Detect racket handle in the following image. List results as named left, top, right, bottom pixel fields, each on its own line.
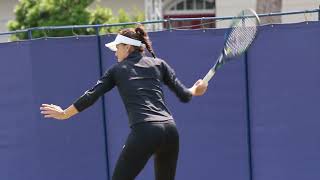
left=203, top=54, right=223, bottom=83
left=203, top=68, right=216, bottom=83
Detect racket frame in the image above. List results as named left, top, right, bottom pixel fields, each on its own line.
left=203, top=9, right=260, bottom=84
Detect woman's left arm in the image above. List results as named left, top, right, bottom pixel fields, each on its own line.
left=40, top=104, right=78, bottom=120
left=40, top=66, right=116, bottom=120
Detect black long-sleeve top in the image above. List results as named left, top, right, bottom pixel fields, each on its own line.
left=73, top=51, right=192, bottom=126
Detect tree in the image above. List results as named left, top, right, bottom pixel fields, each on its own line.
left=88, top=7, right=144, bottom=35
left=256, top=0, right=282, bottom=24
left=7, top=0, right=144, bottom=40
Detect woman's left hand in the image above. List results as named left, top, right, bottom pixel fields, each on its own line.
left=40, top=104, right=68, bottom=120
left=189, top=79, right=208, bottom=96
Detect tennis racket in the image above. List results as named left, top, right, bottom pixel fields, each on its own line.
left=203, top=9, right=260, bottom=83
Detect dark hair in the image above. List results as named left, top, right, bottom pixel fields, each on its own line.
left=119, top=24, right=156, bottom=58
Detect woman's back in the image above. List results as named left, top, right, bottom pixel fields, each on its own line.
left=113, top=51, right=191, bottom=126
left=114, top=52, right=172, bottom=125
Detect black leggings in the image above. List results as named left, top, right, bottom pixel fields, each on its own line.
left=112, top=121, right=179, bottom=180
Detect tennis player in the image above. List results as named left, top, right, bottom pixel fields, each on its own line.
left=40, top=24, right=208, bottom=180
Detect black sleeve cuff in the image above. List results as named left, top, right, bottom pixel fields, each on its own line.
left=72, top=93, right=93, bottom=112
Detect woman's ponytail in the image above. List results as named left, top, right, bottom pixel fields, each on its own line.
left=119, top=24, right=157, bottom=58
left=135, top=25, right=156, bottom=58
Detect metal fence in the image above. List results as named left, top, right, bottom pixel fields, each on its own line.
left=0, top=8, right=319, bottom=40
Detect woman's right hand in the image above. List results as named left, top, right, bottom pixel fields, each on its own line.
left=40, top=104, right=69, bottom=120
left=189, top=79, right=208, bottom=96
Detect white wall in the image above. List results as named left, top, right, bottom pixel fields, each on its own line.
left=282, top=0, right=319, bottom=23
left=216, top=0, right=257, bottom=28
left=216, top=0, right=319, bottom=28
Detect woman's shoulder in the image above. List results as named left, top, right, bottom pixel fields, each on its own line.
left=141, top=55, right=166, bottom=65
left=103, top=63, right=119, bottom=75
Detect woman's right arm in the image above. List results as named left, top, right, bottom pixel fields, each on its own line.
left=162, top=60, right=207, bottom=102
left=188, top=79, right=208, bottom=96
left=162, top=60, right=192, bottom=102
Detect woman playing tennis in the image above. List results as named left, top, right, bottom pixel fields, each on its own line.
left=40, top=24, right=208, bottom=180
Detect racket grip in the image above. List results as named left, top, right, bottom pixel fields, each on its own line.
left=203, top=68, right=216, bottom=83
left=203, top=54, right=223, bottom=83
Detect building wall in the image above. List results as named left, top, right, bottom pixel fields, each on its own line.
left=216, top=0, right=319, bottom=28
left=216, top=0, right=257, bottom=28
left=0, top=0, right=18, bottom=42
left=282, top=0, right=319, bottom=23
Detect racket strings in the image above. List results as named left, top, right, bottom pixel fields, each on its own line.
left=225, top=17, right=257, bottom=56
left=227, top=26, right=256, bottom=53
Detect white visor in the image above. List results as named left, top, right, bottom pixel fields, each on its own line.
left=105, top=34, right=142, bottom=51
